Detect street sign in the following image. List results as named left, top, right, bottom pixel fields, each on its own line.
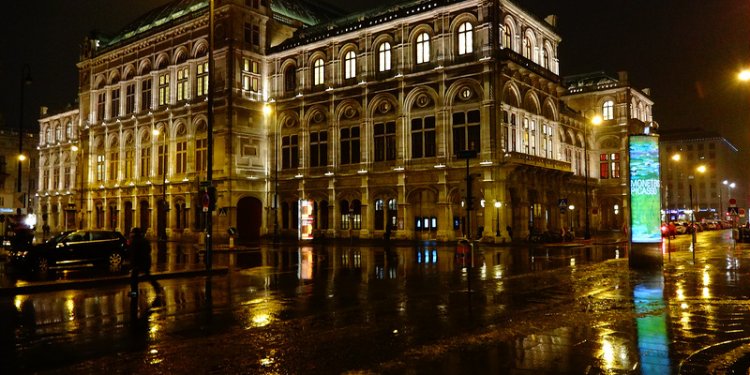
left=741, top=208, right=746, bottom=218
left=730, top=198, right=737, bottom=207
left=729, top=206, right=740, bottom=215
left=558, top=198, right=568, bottom=208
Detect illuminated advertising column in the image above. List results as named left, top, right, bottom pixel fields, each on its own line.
left=629, top=135, right=662, bottom=243
left=629, top=135, right=663, bottom=268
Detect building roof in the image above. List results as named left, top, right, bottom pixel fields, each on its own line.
left=659, top=127, right=739, bottom=151
left=96, top=0, right=342, bottom=53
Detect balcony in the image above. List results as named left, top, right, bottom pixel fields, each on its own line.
left=502, top=152, right=572, bottom=173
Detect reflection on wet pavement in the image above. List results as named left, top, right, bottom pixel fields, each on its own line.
left=4, top=231, right=750, bottom=373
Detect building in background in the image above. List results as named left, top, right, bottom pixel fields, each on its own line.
left=561, top=71, right=658, bottom=234
left=659, top=128, right=744, bottom=222
left=33, top=0, right=659, bottom=242
left=36, top=107, right=81, bottom=232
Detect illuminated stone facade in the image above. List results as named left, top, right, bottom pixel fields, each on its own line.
left=37, top=0, right=657, bottom=242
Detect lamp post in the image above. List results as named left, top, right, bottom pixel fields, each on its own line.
left=666, top=153, right=681, bottom=214
left=722, top=180, right=735, bottom=219
left=205, top=0, right=215, bottom=272
left=263, top=102, right=278, bottom=244
left=568, top=204, right=575, bottom=233
left=18, top=65, right=32, bottom=204
left=583, top=115, right=602, bottom=240
left=494, top=201, right=501, bottom=236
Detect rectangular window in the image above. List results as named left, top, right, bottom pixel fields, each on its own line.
left=411, top=116, right=436, bottom=159
left=340, top=126, right=360, bottom=165
left=43, top=170, right=49, bottom=190
left=244, top=23, right=260, bottom=47
left=281, top=135, right=299, bottom=170
left=97, top=92, right=106, bottom=121
left=96, top=154, right=105, bottom=182
left=158, top=73, right=170, bottom=106
left=374, top=121, right=396, bottom=162
left=140, top=147, right=151, bottom=178
left=309, top=131, right=328, bottom=167
left=176, top=67, right=189, bottom=101
left=157, top=143, right=167, bottom=176
left=452, top=110, right=480, bottom=155
left=197, top=62, right=209, bottom=97
left=241, top=58, right=260, bottom=92
left=176, top=141, right=187, bottom=174
left=141, top=78, right=152, bottom=112
left=196, top=138, right=207, bottom=173
left=125, top=84, right=135, bottom=114
left=110, top=88, right=120, bottom=118
left=64, top=166, right=71, bottom=189
left=124, top=149, right=134, bottom=180
left=53, top=168, right=60, bottom=190
left=108, top=150, right=119, bottom=181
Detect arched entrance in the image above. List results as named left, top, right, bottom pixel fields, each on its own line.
left=139, top=200, right=150, bottom=232
left=124, top=201, right=133, bottom=235
left=237, top=197, right=262, bottom=243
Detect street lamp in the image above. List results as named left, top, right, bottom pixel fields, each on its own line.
left=568, top=204, right=575, bottom=234
left=739, top=69, right=750, bottom=82
left=583, top=114, right=602, bottom=239
left=494, top=201, right=501, bottom=236
left=264, top=102, right=278, bottom=244
left=18, top=64, right=32, bottom=202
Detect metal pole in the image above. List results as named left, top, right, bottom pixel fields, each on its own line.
left=690, top=183, right=695, bottom=263
left=205, top=0, right=214, bottom=272
left=273, top=118, right=279, bottom=244
left=583, top=122, right=590, bottom=239
left=18, top=65, right=31, bottom=197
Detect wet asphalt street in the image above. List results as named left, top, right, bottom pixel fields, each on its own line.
left=1, top=230, right=750, bottom=374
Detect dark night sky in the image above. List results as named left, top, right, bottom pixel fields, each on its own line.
left=2, top=0, right=748, bottom=147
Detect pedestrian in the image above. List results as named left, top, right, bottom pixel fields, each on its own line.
left=129, top=227, right=162, bottom=299
left=506, top=225, right=513, bottom=240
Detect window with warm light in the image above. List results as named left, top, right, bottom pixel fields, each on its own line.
left=313, top=58, right=324, bottom=86
left=176, top=67, right=189, bottom=101
left=97, top=92, right=106, bottom=121
left=378, top=42, right=391, bottom=72
left=108, top=146, right=119, bottom=181
left=344, top=50, right=356, bottom=79
left=523, top=36, right=531, bottom=59
left=197, top=62, right=209, bottom=96
left=241, top=58, right=259, bottom=92
left=457, top=22, right=473, bottom=55
left=96, top=153, right=105, bottom=182
left=602, top=100, right=614, bottom=120
left=416, top=32, right=430, bottom=64
left=139, top=134, right=151, bottom=178
left=503, top=24, right=512, bottom=49
left=158, top=73, right=170, bottom=106
left=195, top=128, right=207, bottom=175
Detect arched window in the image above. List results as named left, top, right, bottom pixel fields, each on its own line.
left=458, top=22, right=473, bottom=55
left=378, top=42, right=391, bottom=72
left=66, top=122, right=73, bottom=139
left=374, top=199, right=384, bottom=230
left=541, top=48, right=548, bottom=69
left=503, top=23, right=512, bottom=49
left=55, top=126, right=62, bottom=143
left=523, top=35, right=532, bottom=59
left=603, top=100, right=614, bottom=120
left=344, top=51, right=356, bottom=79
left=416, top=32, right=430, bottom=64
left=313, top=58, right=324, bottom=86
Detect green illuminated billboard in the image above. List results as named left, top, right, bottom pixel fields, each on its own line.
left=629, top=135, right=662, bottom=243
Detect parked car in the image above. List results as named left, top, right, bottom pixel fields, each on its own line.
left=9, top=230, right=129, bottom=272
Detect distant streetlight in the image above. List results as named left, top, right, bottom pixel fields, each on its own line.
left=739, top=69, right=750, bottom=82
left=583, top=114, right=602, bottom=239
left=722, top=180, right=736, bottom=219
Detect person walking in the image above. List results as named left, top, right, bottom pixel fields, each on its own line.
left=129, top=227, right=162, bottom=299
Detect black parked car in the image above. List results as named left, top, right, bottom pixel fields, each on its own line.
left=9, top=230, right=129, bottom=272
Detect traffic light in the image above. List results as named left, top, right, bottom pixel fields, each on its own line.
left=208, top=186, right=216, bottom=211
left=199, top=184, right=216, bottom=212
